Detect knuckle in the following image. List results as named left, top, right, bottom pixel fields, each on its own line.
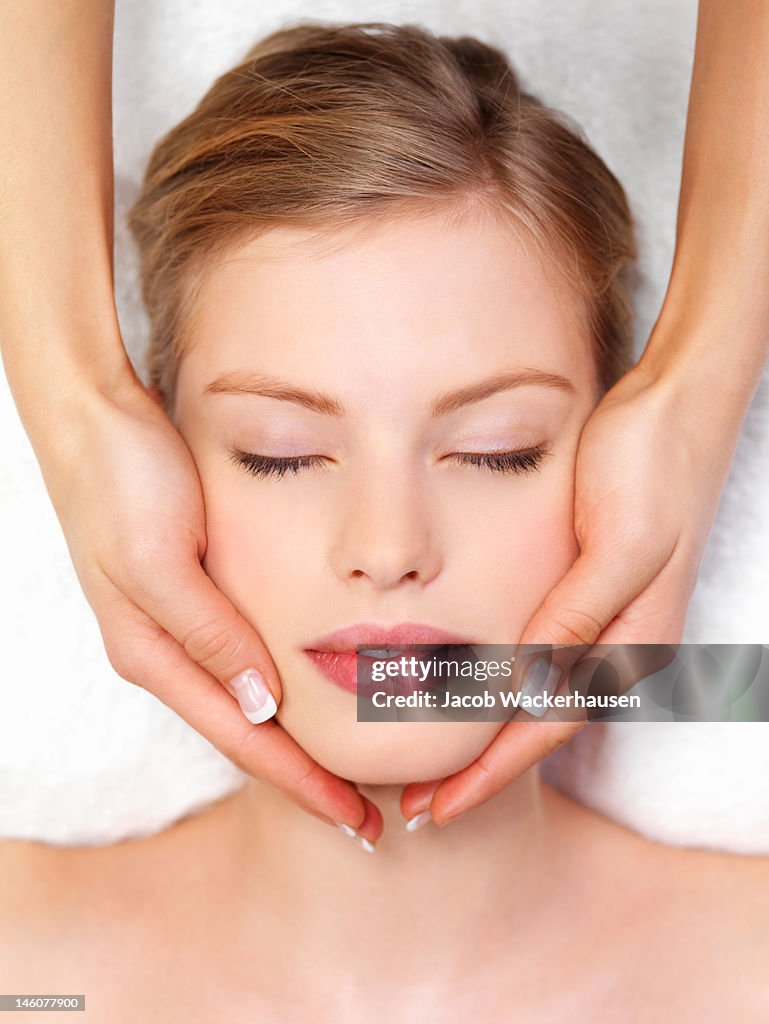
left=228, top=722, right=278, bottom=778
left=541, top=602, right=604, bottom=647
left=102, top=618, right=175, bottom=691
left=181, top=617, right=243, bottom=674
left=294, top=760, right=329, bottom=804
left=542, top=722, right=582, bottom=756
left=103, top=638, right=146, bottom=688
left=472, top=751, right=497, bottom=783
left=227, top=726, right=262, bottom=776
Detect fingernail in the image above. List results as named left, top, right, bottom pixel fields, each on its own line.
left=230, top=668, right=278, bottom=724
left=405, top=811, right=432, bottom=832
left=520, top=658, right=563, bottom=718
left=335, top=821, right=376, bottom=853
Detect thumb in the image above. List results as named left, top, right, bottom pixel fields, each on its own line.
left=134, top=554, right=282, bottom=724
left=512, top=535, right=666, bottom=699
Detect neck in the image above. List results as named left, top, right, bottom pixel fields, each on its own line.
left=212, top=766, right=571, bottom=984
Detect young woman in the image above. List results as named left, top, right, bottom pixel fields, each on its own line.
left=1, top=22, right=767, bottom=1022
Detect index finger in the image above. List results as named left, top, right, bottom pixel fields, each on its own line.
left=425, top=718, right=585, bottom=826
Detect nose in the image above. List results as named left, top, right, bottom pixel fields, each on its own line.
left=328, top=464, right=442, bottom=589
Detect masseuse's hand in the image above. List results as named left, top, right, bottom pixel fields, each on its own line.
left=44, top=373, right=380, bottom=841
left=401, top=355, right=742, bottom=828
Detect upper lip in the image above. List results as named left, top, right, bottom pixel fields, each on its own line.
left=306, top=622, right=475, bottom=653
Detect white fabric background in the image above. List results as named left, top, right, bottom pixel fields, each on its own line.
left=2, top=0, right=769, bottom=852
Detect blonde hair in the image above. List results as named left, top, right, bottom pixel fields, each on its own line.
left=128, top=20, right=637, bottom=410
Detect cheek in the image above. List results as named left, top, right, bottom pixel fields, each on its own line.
left=200, top=484, right=316, bottom=645
left=451, top=463, right=579, bottom=641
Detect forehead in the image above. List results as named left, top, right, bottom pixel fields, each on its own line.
left=180, top=209, right=595, bottom=396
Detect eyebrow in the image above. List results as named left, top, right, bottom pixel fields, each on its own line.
left=203, top=368, right=575, bottom=417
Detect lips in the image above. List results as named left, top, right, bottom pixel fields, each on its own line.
left=304, top=622, right=475, bottom=696
left=307, top=622, right=473, bottom=652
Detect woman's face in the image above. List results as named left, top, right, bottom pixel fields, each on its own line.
left=172, top=208, right=601, bottom=783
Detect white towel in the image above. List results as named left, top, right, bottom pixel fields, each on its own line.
left=2, top=0, right=768, bottom=852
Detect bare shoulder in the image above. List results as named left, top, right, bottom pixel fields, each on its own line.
left=0, top=838, right=122, bottom=986
left=0, top=830, right=182, bottom=1018
left=673, top=840, right=769, bottom=922
left=649, top=840, right=769, bottom=1017
left=568, top=788, right=769, bottom=946
left=0, top=839, right=78, bottom=996
left=0, top=801, right=239, bottom=1018
left=556, top=791, right=769, bottom=1017
left=684, top=843, right=769, bottom=947
left=0, top=837, right=82, bottom=932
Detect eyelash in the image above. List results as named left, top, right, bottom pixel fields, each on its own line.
left=228, top=446, right=551, bottom=480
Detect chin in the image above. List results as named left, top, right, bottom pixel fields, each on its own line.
left=279, top=715, right=505, bottom=785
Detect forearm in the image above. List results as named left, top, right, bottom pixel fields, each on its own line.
left=641, top=0, right=769, bottom=417
left=0, top=0, right=134, bottom=450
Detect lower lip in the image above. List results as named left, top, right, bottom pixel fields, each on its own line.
left=304, top=649, right=450, bottom=697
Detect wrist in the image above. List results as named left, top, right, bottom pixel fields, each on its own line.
left=4, top=321, right=141, bottom=460
left=16, top=356, right=154, bottom=534
left=638, top=291, right=769, bottom=436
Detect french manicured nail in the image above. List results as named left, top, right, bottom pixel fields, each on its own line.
left=520, top=658, right=563, bottom=718
left=230, top=668, right=278, bottom=724
left=335, top=821, right=376, bottom=853
left=405, top=811, right=432, bottom=832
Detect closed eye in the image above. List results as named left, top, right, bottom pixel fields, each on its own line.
left=228, top=444, right=551, bottom=479
left=228, top=450, right=329, bottom=479
left=449, top=445, right=551, bottom=474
